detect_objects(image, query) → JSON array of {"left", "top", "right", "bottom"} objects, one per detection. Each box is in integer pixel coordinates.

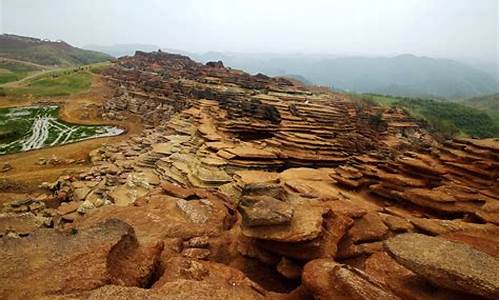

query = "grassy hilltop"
[
  {"left": 0, "top": 34, "right": 112, "bottom": 86},
  {"left": 0, "top": 34, "right": 112, "bottom": 66}
]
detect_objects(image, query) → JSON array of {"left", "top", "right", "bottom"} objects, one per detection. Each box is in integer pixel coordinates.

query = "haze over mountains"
[
  {"left": 85, "top": 44, "right": 499, "bottom": 100},
  {"left": 192, "top": 52, "right": 499, "bottom": 99}
]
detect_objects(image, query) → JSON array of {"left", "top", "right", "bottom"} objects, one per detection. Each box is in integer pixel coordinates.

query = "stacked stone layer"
[{"left": 0, "top": 51, "right": 497, "bottom": 300}]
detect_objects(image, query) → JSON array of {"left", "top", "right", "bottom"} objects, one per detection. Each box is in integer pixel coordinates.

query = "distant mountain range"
[
  {"left": 0, "top": 34, "right": 111, "bottom": 67},
  {"left": 85, "top": 44, "right": 498, "bottom": 100},
  {"left": 188, "top": 52, "right": 498, "bottom": 100}
]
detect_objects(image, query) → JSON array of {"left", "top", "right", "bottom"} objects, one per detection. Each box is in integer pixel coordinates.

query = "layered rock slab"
[
  {"left": 302, "top": 258, "right": 401, "bottom": 300},
  {"left": 364, "top": 251, "right": 480, "bottom": 300},
  {"left": 239, "top": 196, "right": 294, "bottom": 227},
  {"left": 385, "top": 233, "right": 499, "bottom": 300},
  {"left": 241, "top": 200, "right": 327, "bottom": 242}
]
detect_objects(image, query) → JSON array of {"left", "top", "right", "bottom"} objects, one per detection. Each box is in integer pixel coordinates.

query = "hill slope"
[
  {"left": 0, "top": 34, "right": 112, "bottom": 67},
  {"left": 189, "top": 52, "right": 498, "bottom": 99},
  {"left": 0, "top": 58, "right": 46, "bottom": 84},
  {"left": 354, "top": 93, "right": 498, "bottom": 138},
  {"left": 460, "top": 93, "right": 499, "bottom": 123}
]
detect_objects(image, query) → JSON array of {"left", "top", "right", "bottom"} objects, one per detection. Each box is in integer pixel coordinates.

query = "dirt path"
[{"left": 0, "top": 75, "right": 143, "bottom": 190}]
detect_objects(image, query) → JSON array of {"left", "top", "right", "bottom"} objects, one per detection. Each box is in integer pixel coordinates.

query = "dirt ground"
[{"left": 0, "top": 75, "right": 144, "bottom": 193}]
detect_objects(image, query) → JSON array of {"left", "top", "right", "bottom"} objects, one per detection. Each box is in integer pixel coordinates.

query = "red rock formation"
[{"left": 1, "top": 51, "right": 497, "bottom": 299}]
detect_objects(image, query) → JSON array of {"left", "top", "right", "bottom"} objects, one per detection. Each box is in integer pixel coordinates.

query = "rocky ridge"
[{"left": 0, "top": 51, "right": 498, "bottom": 299}]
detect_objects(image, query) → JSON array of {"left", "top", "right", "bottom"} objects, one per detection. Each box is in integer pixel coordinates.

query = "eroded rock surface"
[
  {"left": 0, "top": 219, "right": 162, "bottom": 299},
  {"left": 385, "top": 233, "right": 499, "bottom": 299},
  {"left": 302, "top": 258, "right": 401, "bottom": 300},
  {"left": 1, "top": 51, "right": 498, "bottom": 299}
]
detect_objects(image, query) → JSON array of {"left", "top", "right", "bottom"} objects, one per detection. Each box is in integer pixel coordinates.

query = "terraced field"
[{"left": 0, "top": 105, "right": 123, "bottom": 154}]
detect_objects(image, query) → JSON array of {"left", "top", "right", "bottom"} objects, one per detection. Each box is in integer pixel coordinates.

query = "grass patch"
[
  {"left": 88, "top": 61, "right": 111, "bottom": 74},
  {"left": 0, "top": 35, "right": 112, "bottom": 67},
  {"left": 3, "top": 69, "right": 92, "bottom": 97},
  {"left": 0, "top": 71, "right": 23, "bottom": 84},
  {"left": 0, "top": 60, "right": 44, "bottom": 84},
  {"left": 0, "top": 60, "right": 42, "bottom": 72},
  {"left": 0, "top": 70, "right": 31, "bottom": 84},
  {"left": 396, "top": 98, "right": 497, "bottom": 138}
]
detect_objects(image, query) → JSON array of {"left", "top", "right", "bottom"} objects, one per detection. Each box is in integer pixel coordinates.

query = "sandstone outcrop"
[
  {"left": 302, "top": 258, "right": 401, "bottom": 300},
  {"left": 1, "top": 50, "right": 498, "bottom": 299},
  {"left": 385, "top": 233, "right": 499, "bottom": 299},
  {"left": 0, "top": 219, "right": 162, "bottom": 299}
]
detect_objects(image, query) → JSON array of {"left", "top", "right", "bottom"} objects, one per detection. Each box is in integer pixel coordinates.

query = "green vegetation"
[
  {"left": 0, "top": 34, "right": 112, "bottom": 87},
  {"left": 0, "top": 60, "right": 44, "bottom": 84},
  {"left": 352, "top": 93, "right": 498, "bottom": 138},
  {"left": 3, "top": 68, "right": 92, "bottom": 97},
  {"left": 460, "top": 93, "right": 499, "bottom": 124},
  {"left": 88, "top": 61, "right": 112, "bottom": 74},
  {"left": 0, "top": 34, "right": 112, "bottom": 67},
  {"left": 0, "top": 71, "right": 21, "bottom": 84},
  {"left": 0, "top": 60, "right": 43, "bottom": 72}
]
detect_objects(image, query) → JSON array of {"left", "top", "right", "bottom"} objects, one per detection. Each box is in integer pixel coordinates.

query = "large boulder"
[
  {"left": 364, "top": 251, "right": 477, "bottom": 300},
  {"left": 0, "top": 219, "right": 162, "bottom": 299},
  {"left": 385, "top": 233, "right": 499, "bottom": 300}
]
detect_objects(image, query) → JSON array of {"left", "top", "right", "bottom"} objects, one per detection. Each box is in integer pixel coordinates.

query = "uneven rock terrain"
[{"left": 0, "top": 51, "right": 498, "bottom": 299}]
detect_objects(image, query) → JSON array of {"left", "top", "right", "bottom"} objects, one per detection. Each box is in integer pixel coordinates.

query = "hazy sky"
[{"left": 1, "top": 0, "right": 498, "bottom": 62}]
